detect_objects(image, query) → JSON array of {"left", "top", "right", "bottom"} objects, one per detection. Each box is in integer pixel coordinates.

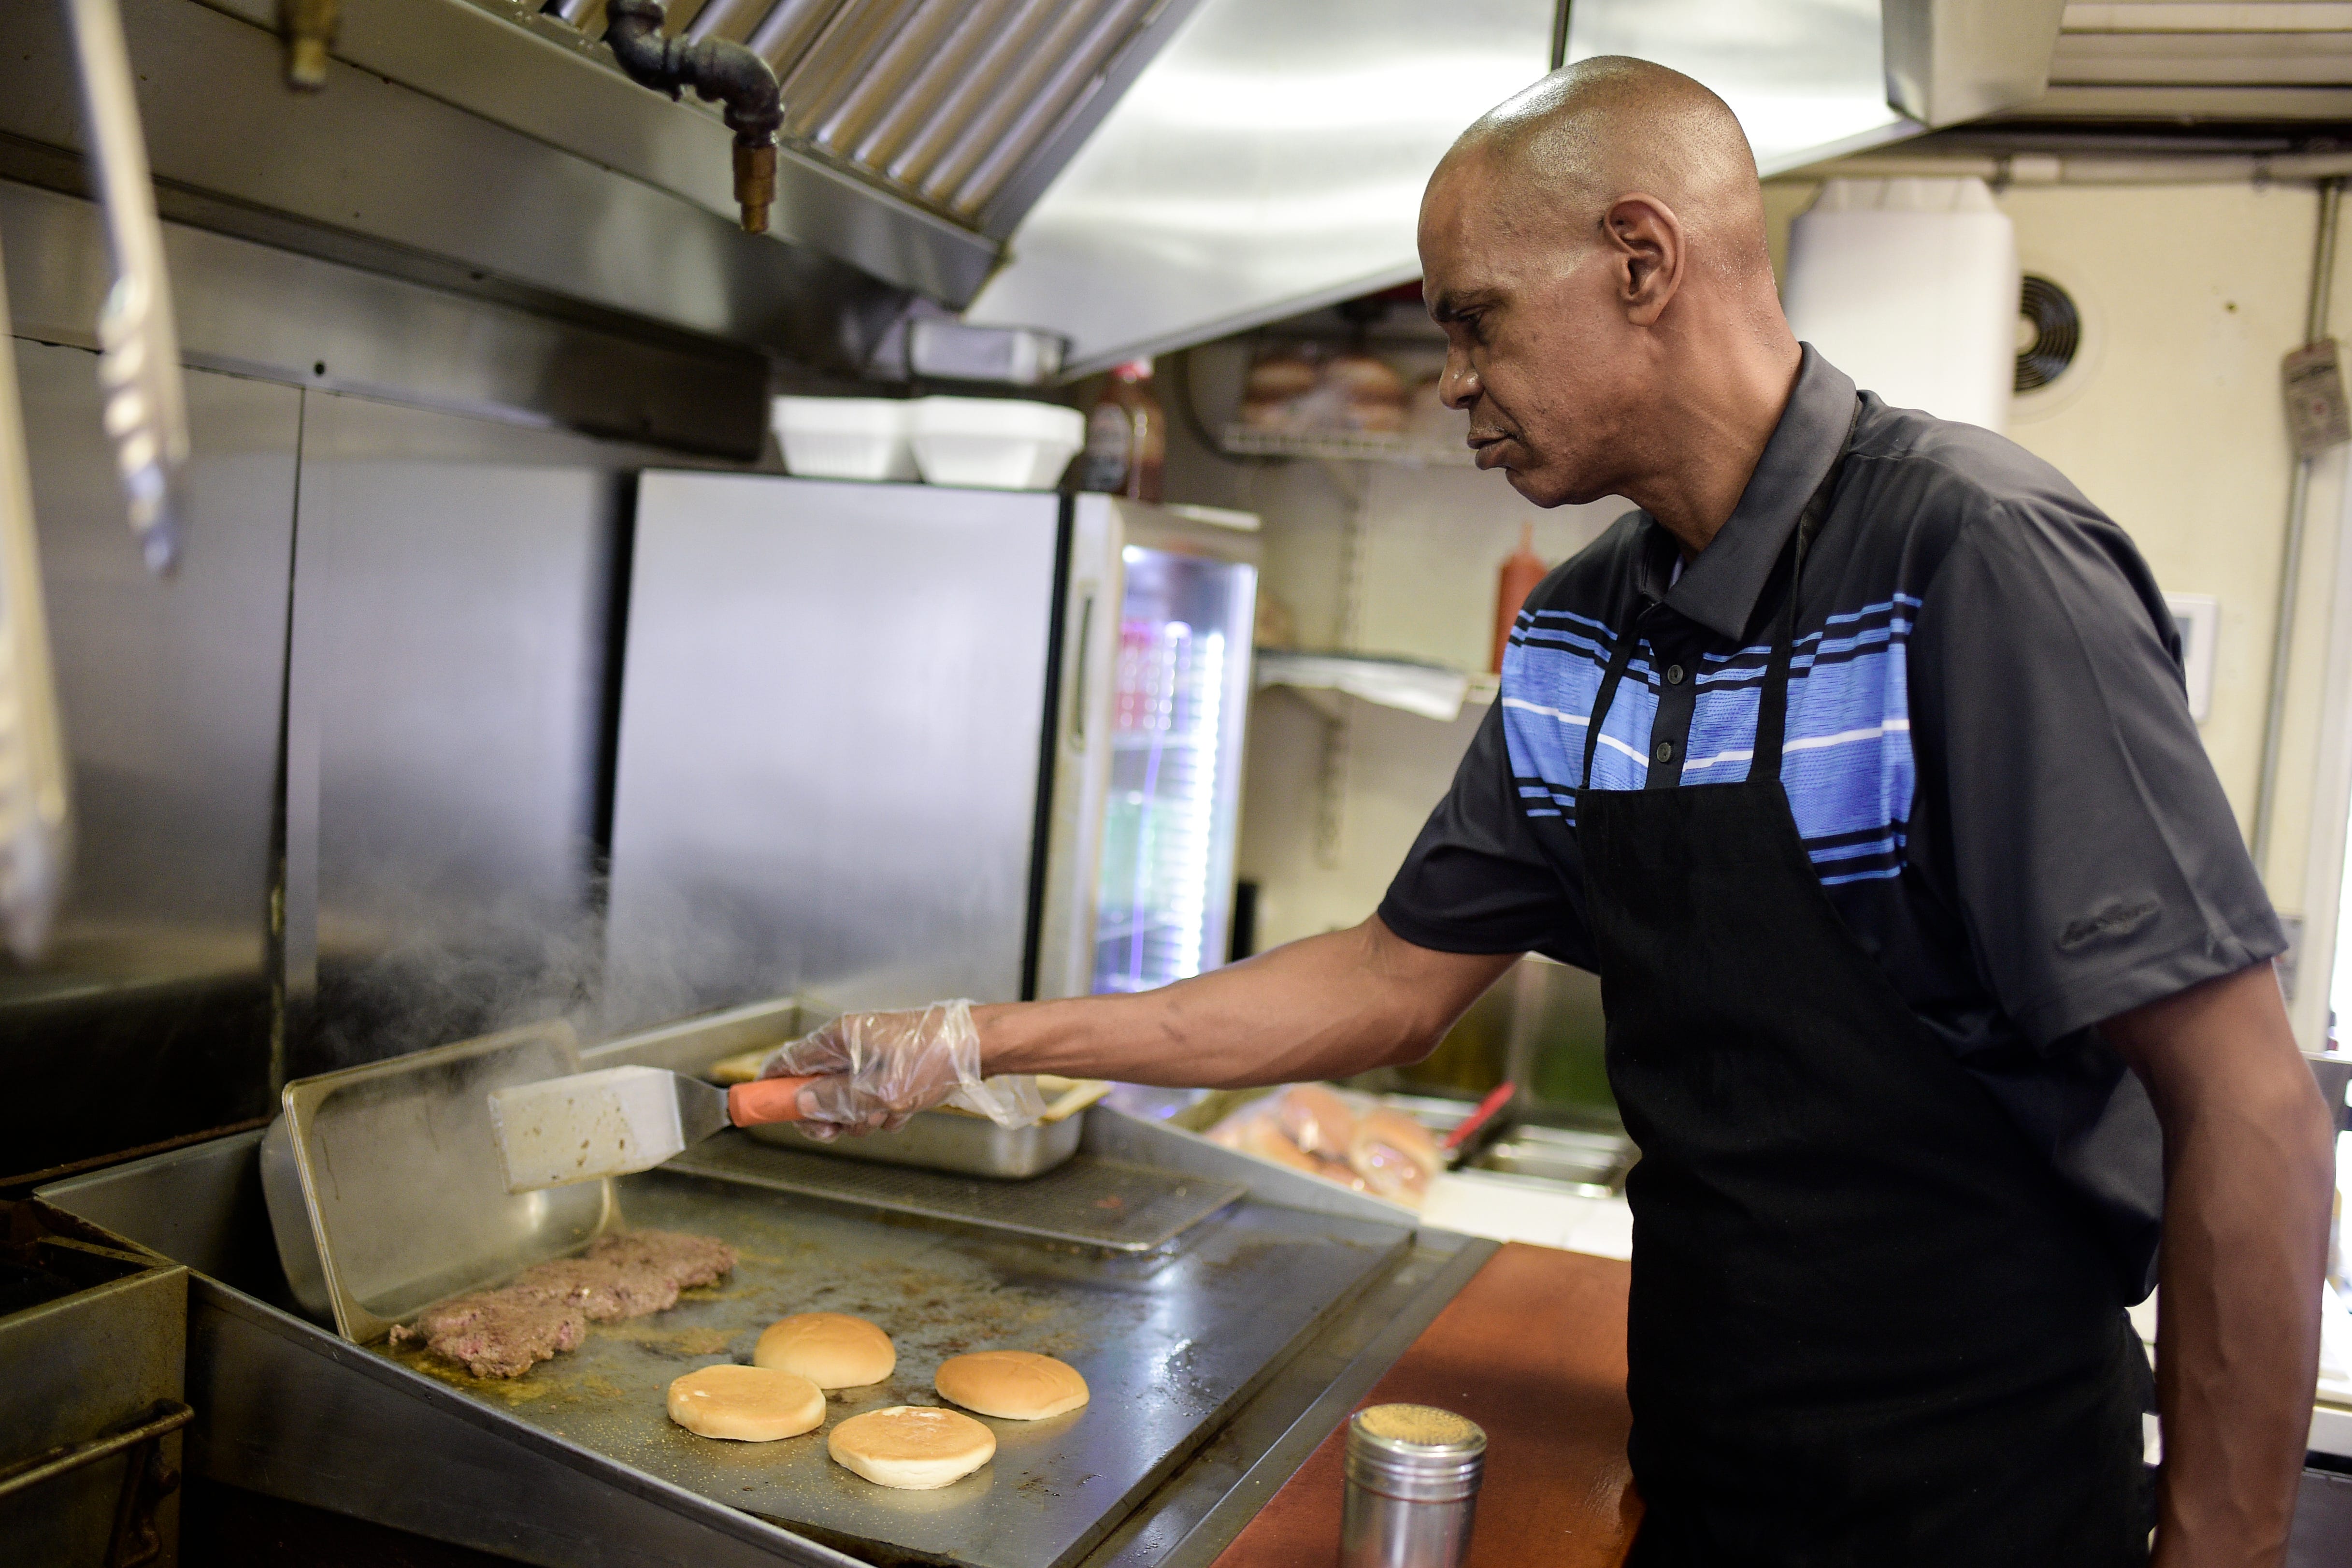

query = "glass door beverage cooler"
[
  {"left": 606, "top": 478, "right": 1258, "bottom": 1023},
  {"left": 1089, "top": 544, "right": 1256, "bottom": 994}
]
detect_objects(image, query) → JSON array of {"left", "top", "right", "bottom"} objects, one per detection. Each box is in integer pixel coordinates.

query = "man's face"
[{"left": 1417, "top": 156, "right": 1644, "bottom": 508}]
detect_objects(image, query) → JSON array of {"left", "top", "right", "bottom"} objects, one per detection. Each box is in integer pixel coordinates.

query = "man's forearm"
[
  {"left": 976, "top": 916, "right": 1519, "bottom": 1089},
  {"left": 2106, "top": 962, "right": 2335, "bottom": 1567}
]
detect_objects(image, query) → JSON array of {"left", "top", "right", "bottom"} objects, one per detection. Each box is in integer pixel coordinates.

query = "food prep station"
[{"left": 36, "top": 1002, "right": 1497, "bottom": 1568}]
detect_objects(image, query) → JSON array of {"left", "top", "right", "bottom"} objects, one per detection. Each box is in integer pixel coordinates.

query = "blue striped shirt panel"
[{"left": 1501, "top": 595, "right": 1919, "bottom": 888}]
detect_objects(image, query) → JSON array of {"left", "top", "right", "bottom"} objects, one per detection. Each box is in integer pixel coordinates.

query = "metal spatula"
[{"left": 487, "top": 1066, "right": 817, "bottom": 1193}]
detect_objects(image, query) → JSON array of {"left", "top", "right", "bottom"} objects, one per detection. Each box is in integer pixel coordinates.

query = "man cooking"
[{"left": 764, "top": 58, "right": 2334, "bottom": 1566}]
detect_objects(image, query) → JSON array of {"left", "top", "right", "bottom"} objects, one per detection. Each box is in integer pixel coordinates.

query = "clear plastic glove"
[{"left": 756, "top": 1000, "right": 1045, "bottom": 1139}]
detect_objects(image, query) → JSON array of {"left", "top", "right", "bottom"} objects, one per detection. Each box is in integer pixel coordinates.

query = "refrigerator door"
[
  {"left": 604, "top": 474, "right": 1064, "bottom": 1026},
  {"left": 1090, "top": 519, "right": 1257, "bottom": 995}
]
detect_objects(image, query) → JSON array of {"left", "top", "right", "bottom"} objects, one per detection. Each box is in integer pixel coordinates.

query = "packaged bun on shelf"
[
  {"left": 1242, "top": 347, "right": 1320, "bottom": 431},
  {"left": 1322, "top": 352, "right": 1408, "bottom": 432},
  {"left": 1349, "top": 1108, "right": 1443, "bottom": 1204},
  {"left": 1276, "top": 1083, "right": 1358, "bottom": 1160},
  {"left": 1207, "top": 1084, "right": 1446, "bottom": 1207}
]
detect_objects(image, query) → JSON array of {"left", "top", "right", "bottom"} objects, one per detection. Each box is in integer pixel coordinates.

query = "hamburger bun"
[
  {"left": 828, "top": 1405, "right": 995, "bottom": 1489},
  {"left": 1238, "top": 1118, "right": 1320, "bottom": 1173},
  {"left": 1323, "top": 352, "right": 1405, "bottom": 400},
  {"left": 1275, "top": 1083, "right": 1357, "bottom": 1160},
  {"left": 1348, "top": 1108, "right": 1443, "bottom": 1201},
  {"left": 934, "top": 1351, "right": 1090, "bottom": 1421},
  {"left": 1246, "top": 355, "right": 1319, "bottom": 401},
  {"left": 666, "top": 1363, "right": 824, "bottom": 1442},
  {"left": 754, "top": 1312, "right": 896, "bottom": 1389}
]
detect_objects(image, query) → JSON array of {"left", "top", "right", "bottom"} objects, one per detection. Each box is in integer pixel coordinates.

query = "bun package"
[
  {"left": 1239, "top": 346, "right": 1410, "bottom": 435},
  {"left": 1207, "top": 1084, "right": 1444, "bottom": 1208}
]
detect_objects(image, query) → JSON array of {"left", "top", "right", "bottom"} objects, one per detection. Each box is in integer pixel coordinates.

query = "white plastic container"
[
  {"left": 907, "top": 397, "right": 1084, "bottom": 490},
  {"left": 771, "top": 397, "right": 918, "bottom": 482}
]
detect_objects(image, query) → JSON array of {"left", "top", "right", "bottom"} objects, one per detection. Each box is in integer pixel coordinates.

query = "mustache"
[{"left": 1465, "top": 396, "right": 1518, "bottom": 446}]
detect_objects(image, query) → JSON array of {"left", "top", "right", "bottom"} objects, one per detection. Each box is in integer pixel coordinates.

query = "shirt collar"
[{"left": 1634, "top": 345, "right": 1858, "bottom": 642}]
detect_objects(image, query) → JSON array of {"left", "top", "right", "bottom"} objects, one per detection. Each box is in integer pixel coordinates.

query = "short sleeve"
[
  {"left": 1909, "top": 496, "right": 2285, "bottom": 1046},
  {"left": 1377, "top": 702, "right": 1593, "bottom": 967}
]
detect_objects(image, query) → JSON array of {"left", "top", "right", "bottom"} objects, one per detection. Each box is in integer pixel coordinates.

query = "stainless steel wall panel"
[
  {"left": 0, "top": 180, "right": 769, "bottom": 462},
  {"left": 288, "top": 394, "right": 627, "bottom": 1071},
  {"left": 604, "top": 475, "right": 1062, "bottom": 1028},
  {"left": 0, "top": 341, "right": 298, "bottom": 1176}
]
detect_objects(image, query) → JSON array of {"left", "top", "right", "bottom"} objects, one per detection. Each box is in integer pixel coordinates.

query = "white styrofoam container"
[
  {"left": 907, "top": 397, "right": 1084, "bottom": 490},
  {"left": 771, "top": 397, "right": 918, "bottom": 482}
]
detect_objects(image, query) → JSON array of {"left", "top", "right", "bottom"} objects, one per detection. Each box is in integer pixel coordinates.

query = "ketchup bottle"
[
  {"left": 1078, "top": 360, "right": 1165, "bottom": 503},
  {"left": 1492, "top": 522, "right": 1547, "bottom": 673}
]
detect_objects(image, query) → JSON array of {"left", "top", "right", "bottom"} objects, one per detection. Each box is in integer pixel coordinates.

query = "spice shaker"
[{"left": 1341, "top": 1403, "right": 1487, "bottom": 1568}]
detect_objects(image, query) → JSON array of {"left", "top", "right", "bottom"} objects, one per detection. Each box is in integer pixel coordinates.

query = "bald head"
[
  {"left": 1441, "top": 56, "right": 1772, "bottom": 286},
  {"left": 1416, "top": 58, "right": 1801, "bottom": 532}
]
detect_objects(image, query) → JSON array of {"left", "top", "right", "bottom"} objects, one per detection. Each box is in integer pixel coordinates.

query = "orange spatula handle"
[{"left": 728, "top": 1076, "right": 818, "bottom": 1126}]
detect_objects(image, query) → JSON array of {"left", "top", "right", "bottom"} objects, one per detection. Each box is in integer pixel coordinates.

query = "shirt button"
[
  {"left": 1654, "top": 739, "right": 1675, "bottom": 763},
  {"left": 1665, "top": 663, "right": 1685, "bottom": 686}
]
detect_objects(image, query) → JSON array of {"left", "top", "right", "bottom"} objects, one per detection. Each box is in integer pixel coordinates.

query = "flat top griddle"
[{"left": 372, "top": 1161, "right": 1409, "bottom": 1568}]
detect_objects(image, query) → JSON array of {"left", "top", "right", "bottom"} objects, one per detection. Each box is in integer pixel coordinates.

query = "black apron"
[{"left": 1577, "top": 413, "right": 2152, "bottom": 1567}]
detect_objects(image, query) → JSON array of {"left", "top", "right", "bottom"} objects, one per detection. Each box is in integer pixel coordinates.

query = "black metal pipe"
[{"left": 603, "top": 0, "right": 782, "bottom": 233}]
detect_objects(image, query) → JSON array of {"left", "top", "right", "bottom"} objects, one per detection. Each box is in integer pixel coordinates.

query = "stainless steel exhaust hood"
[
  {"left": 0, "top": 0, "right": 2076, "bottom": 392},
  {"left": 0, "top": 0, "right": 1197, "bottom": 377}
]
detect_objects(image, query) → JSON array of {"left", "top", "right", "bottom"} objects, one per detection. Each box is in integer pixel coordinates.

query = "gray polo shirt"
[{"left": 1380, "top": 346, "right": 2284, "bottom": 1295}]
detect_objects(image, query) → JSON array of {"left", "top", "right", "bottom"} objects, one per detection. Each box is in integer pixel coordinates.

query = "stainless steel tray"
[
  {"left": 259, "top": 1020, "right": 613, "bottom": 1342},
  {"left": 673, "top": 1133, "right": 1244, "bottom": 1251},
  {"left": 1470, "top": 1124, "right": 1636, "bottom": 1194},
  {"left": 743, "top": 1107, "right": 1082, "bottom": 1178}
]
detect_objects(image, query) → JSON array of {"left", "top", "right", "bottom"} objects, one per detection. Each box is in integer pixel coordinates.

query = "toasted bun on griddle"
[
  {"left": 934, "top": 1351, "right": 1090, "bottom": 1421},
  {"left": 666, "top": 1364, "right": 825, "bottom": 1441},
  {"left": 754, "top": 1312, "right": 896, "bottom": 1389},
  {"left": 827, "top": 1406, "right": 995, "bottom": 1489}
]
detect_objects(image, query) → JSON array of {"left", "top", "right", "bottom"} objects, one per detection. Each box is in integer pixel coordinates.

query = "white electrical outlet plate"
[{"left": 2166, "top": 592, "right": 2220, "bottom": 724}]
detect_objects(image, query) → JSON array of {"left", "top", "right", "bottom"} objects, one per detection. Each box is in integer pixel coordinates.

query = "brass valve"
[
  {"left": 734, "top": 140, "right": 775, "bottom": 235},
  {"left": 279, "top": 0, "right": 337, "bottom": 91}
]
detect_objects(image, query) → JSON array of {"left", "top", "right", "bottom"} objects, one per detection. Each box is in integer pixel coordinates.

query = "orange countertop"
[{"left": 1211, "top": 1241, "right": 1640, "bottom": 1568}]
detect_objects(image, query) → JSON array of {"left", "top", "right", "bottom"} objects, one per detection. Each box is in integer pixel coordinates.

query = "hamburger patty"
[
  {"left": 394, "top": 1291, "right": 588, "bottom": 1379},
  {"left": 392, "top": 1229, "right": 736, "bottom": 1379},
  {"left": 587, "top": 1229, "right": 735, "bottom": 1290},
  {"left": 509, "top": 1256, "right": 678, "bottom": 1320}
]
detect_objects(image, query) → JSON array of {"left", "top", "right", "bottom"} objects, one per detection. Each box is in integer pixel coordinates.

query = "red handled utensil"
[{"left": 1439, "top": 1080, "right": 1517, "bottom": 1166}]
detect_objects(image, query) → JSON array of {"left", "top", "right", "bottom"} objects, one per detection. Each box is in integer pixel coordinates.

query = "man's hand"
[
  {"left": 758, "top": 1001, "right": 1043, "bottom": 1138},
  {"left": 2103, "top": 960, "right": 2335, "bottom": 1567}
]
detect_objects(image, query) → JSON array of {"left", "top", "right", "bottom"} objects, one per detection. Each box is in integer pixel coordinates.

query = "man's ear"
[{"left": 1606, "top": 195, "right": 1684, "bottom": 327}]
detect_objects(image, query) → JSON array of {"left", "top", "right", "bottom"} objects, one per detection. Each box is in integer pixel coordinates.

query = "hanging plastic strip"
[
  {"left": 0, "top": 224, "right": 77, "bottom": 961},
  {"left": 61, "top": 0, "right": 188, "bottom": 575}
]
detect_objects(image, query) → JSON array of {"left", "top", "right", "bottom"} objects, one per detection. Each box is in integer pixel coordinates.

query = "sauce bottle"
[
  {"left": 1492, "top": 522, "right": 1547, "bottom": 673},
  {"left": 1078, "top": 360, "right": 1166, "bottom": 503}
]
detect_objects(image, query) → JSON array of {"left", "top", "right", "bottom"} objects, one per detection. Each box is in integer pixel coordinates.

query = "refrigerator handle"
[{"left": 1068, "top": 588, "right": 1097, "bottom": 748}]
